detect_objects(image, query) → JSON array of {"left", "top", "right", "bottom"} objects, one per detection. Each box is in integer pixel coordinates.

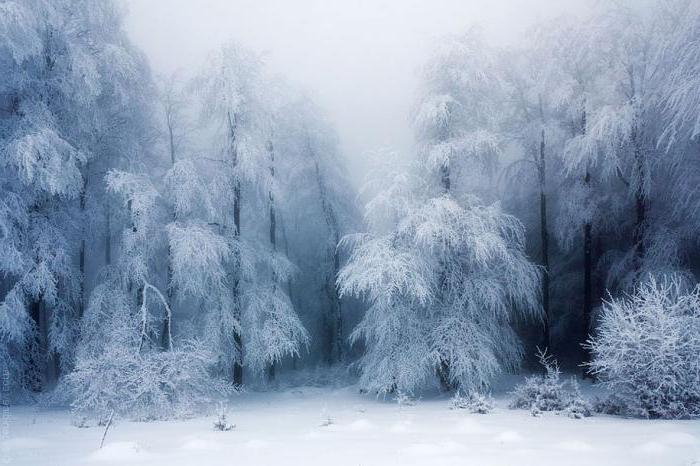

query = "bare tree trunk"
[
  {"left": 440, "top": 164, "right": 450, "bottom": 193},
  {"left": 28, "top": 300, "right": 43, "bottom": 392},
  {"left": 267, "top": 138, "right": 277, "bottom": 382},
  {"left": 228, "top": 112, "right": 244, "bottom": 386},
  {"left": 78, "top": 173, "right": 88, "bottom": 320},
  {"left": 538, "top": 129, "right": 551, "bottom": 351},
  {"left": 162, "top": 116, "right": 177, "bottom": 351},
  {"left": 582, "top": 215, "right": 592, "bottom": 374},
  {"left": 308, "top": 138, "right": 344, "bottom": 365},
  {"left": 628, "top": 76, "right": 646, "bottom": 281},
  {"left": 581, "top": 107, "right": 593, "bottom": 376},
  {"left": 631, "top": 123, "right": 646, "bottom": 282},
  {"left": 438, "top": 161, "right": 452, "bottom": 390},
  {"left": 279, "top": 215, "right": 298, "bottom": 370},
  {"left": 105, "top": 201, "right": 111, "bottom": 266}
]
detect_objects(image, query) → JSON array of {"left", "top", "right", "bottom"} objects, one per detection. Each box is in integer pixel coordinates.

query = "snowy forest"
[{"left": 1, "top": 0, "right": 700, "bottom": 464}]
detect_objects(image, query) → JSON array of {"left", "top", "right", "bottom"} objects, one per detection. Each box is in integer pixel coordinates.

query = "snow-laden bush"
[
  {"left": 213, "top": 402, "right": 235, "bottom": 431},
  {"left": 450, "top": 391, "right": 495, "bottom": 414},
  {"left": 509, "top": 349, "right": 591, "bottom": 418},
  {"left": 587, "top": 276, "right": 700, "bottom": 419},
  {"left": 64, "top": 339, "right": 233, "bottom": 421}
]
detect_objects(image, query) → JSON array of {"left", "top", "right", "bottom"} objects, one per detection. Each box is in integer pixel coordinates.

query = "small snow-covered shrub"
[
  {"left": 509, "top": 349, "right": 590, "bottom": 418},
  {"left": 393, "top": 390, "right": 416, "bottom": 407},
  {"left": 319, "top": 406, "right": 334, "bottom": 427},
  {"left": 70, "top": 412, "right": 89, "bottom": 428},
  {"left": 213, "top": 402, "right": 235, "bottom": 431},
  {"left": 564, "top": 379, "right": 591, "bottom": 419},
  {"left": 587, "top": 276, "right": 700, "bottom": 419},
  {"left": 591, "top": 395, "right": 625, "bottom": 416},
  {"left": 64, "top": 340, "right": 234, "bottom": 421},
  {"left": 450, "top": 391, "right": 495, "bottom": 414}
]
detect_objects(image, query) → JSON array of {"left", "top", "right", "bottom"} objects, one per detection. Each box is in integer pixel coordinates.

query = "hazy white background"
[{"left": 123, "top": 0, "right": 589, "bottom": 181}]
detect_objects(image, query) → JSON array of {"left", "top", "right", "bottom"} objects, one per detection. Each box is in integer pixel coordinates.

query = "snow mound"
[
  {"left": 495, "top": 430, "right": 523, "bottom": 443},
  {"left": 180, "top": 437, "right": 223, "bottom": 451},
  {"left": 89, "top": 441, "right": 146, "bottom": 462},
  {"left": 555, "top": 439, "right": 593, "bottom": 451},
  {"left": 454, "top": 418, "right": 488, "bottom": 434},
  {"left": 659, "top": 432, "right": 699, "bottom": 446},
  {"left": 389, "top": 420, "right": 415, "bottom": 433}
]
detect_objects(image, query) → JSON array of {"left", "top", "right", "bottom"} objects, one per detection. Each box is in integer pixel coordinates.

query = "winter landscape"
[{"left": 1, "top": 0, "right": 700, "bottom": 464}]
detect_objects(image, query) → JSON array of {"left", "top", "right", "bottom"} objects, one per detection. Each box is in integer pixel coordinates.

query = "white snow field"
[{"left": 2, "top": 386, "right": 699, "bottom": 466}]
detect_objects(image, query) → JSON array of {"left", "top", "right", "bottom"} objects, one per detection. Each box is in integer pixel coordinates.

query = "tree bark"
[
  {"left": 228, "top": 112, "right": 244, "bottom": 386},
  {"left": 538, "top": 129, "right": 551, "bottom": 350},
  {"left": 581, "top": 107, "right": 593, "bottom": 376},
  {"left": 78, "top": 173, "right": 88, "bottom": 320},
  {"left": 105, "top": 201, "right": 111, "bottom": 266},
  {"left": 162, "top": 112, "right": 177, "bottom": 351},
  {"left": 27, "top": 299, "right": 43, "bottom": 392},
  {"left": 440, "top": 164, "right": 450, "bottom": 193},
  {"left": 438, "top": 161, "right": 453, "bottom": 390},
  {"left": 267, "top": 138, "right": 277, "bottom": 382},
  {"left": 632, "top": 124, "right": 646, "bottom": 280},
  {"left": 308, "top": 138, "right": 344, "bottom": 365}
]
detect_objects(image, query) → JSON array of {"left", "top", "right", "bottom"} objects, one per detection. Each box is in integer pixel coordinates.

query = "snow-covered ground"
[{"left": 2, "top": 386, "right": 700, "bottom": 466}]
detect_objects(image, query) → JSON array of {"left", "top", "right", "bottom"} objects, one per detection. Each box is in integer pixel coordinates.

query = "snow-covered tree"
[
  {"left": 194, "top": 42, "right": 308, "bottom": 383},
  {"left": 339, "top": 152, "right": 541, "bottom": 394},
  {"left": 271, "top": 95, "right": 358, "bottom": 366},
  {"left": 414, "top": 31, "right": 503, "bottom": 198}
]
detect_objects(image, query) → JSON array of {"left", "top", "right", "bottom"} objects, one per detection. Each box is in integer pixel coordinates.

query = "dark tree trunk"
[
  {"left": 78, "top": 174, "right": 88, "bottom": 320},
  {"left": 27, "top": 300, "right": 43, "bottom": 392},
  {"left": 440, "top": 164, "right": 450, "bottom": 193},
  {"left": 232, "top": 181, "right": 242, "bottom": 385},
  {"left": 228, "top": 112, "right": 244, "bottom": 386},
  {"left": 279, "top": 216, "right": 298, "bottom": 370},
  {"left": 308, "top": 138, "right": 343, "bottom": 365},
  {"left": 581, "top": 107, "right": 593, "bottom": 376},
  {"left": 438, "top": 161, "right": 453, "bottom": 391},
  {"left": 105, "top": 201, "right": 112, "bottom": 266},
  {"left": 582, "top": 216, "right": 592, "bottom": 373},
  {"left": 627, "top": 72, "right": 646, "bottom": 280},
  {"left": 267, "top": 138, "right": 277, "bottom": 382},
  {"left": 632, "top": 125, "right": 646, "bottom": 280},
  {"left": 162, "top": 117, "right": 177, "bottom": 351},
  {"left": 538, "top": 129, "right": 550, "bottom": 350}
]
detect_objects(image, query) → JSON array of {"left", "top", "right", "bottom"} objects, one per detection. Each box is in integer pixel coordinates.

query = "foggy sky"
[{"left": 123, "top": 0, "right": 590, "bottom": 182}]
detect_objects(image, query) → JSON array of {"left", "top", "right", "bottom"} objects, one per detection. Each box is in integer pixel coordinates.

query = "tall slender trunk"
[
  {"left": 105, "top": 201, "right": 111, "bottom": 266},
  {"left": 438, "top": 161, "right": 452, "bottom": 390},
  {"left": 539, "top": 129, "right": 550, "bottom": 350},
  {"left": 267, "top": 138, "right": 277, "bottom": 382},
  {"left": 126, "top": 199, "right": 147, "bottom": 352},
  {"left": 228, "top": 112, "right": 244, "bottom": 386},
  {"left": 78, "top": 174, "right": 88, "bottom": 320},
  {"left": 632, "top": 124, "right": 646, "bottom": 280},
  {"left": 27, "top": 203, "right": 47, "bottom": 390},
  {"left": 28, "top": 300, "right": 43, "bottom": 391},
  {"left": 627, "top": 72, "right": 646, "bottom": 281},
  {"left": 279, "top": 215, "right": 298, "bottom": 370},
  {"left": 162, "top": 118, "right": 176, "bottom": 351},
  {"left": 440, "top": 164, "right": 450, "bottom": 193},
  {"left": 581, "top": 107, "right": 593, "bottom": 375},
  {"left": 633, "top": 153, "right": 646, "bottom": 275},
  {"left": 307, "top": 137, "right": 344, "bottom": 365}
]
